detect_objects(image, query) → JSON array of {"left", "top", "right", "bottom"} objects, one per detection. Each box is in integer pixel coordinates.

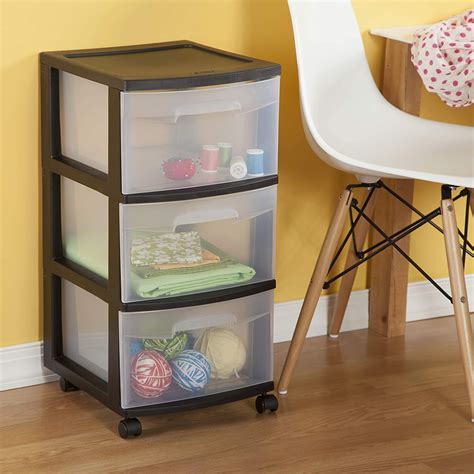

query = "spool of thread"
[
  {"left": 201, "top": 145, "right": 219, "bottom": 173},
  {"left": 246, "top": 149, "right": 264, "bottom": 177},
  {"left": 218, "top": 142, "right": 232, "bottom": 168},
  {"left": 230, "top": 156, "right": 247, "bottom": 180}
]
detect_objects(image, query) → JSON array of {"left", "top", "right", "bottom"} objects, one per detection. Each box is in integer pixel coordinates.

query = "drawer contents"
[
  {"left": 194, "top": 328, "right": 246, "bottom": 379},
  {"left": 161, "top": 156, "right": 197, "bottom": 181},
  {"left": 129, "top": 232, "right": 256, "bottom": 300},
  {"left": 120, "top": 186, "right": 276, "bottom": 302},
  {"left": 171, "top": 350, "right": 211, "bottom": 392},
  {"left": 201, "top": 145, "right": 219, "bottom": 173},
  {"left": 121, "top": 77, "right": 280, "bottom": 194},
  {"left": 119, "top": 291, "right": 273, "bottom": 409},
  {"left": 130, "top": 350, "right": 172, "bottom": 398}
]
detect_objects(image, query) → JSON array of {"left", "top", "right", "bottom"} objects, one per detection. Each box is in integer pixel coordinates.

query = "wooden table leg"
[{"left": 368, "top": 39, "right": 422, "bottom": 337}]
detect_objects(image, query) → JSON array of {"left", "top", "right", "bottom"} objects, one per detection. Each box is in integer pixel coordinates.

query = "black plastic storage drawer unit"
[{"left": 41, "top": 41, "right": 280, "bottom": 438}]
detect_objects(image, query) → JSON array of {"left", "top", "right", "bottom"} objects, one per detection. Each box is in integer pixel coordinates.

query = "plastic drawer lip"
[
  {"left": 122, "top": 311, "right": 269, "bottom": 339},
  {"left": 40, "top": 40, "right": 281, "bottom": 92},
  {"left": 120, "top": 381, "right": 274, "bottom": 417},
  {"left": 119, "top": 279, "right": 276, "bottom": 313},
  {"left": 122, "top": 175, "right": 278, "bottom": 204}
]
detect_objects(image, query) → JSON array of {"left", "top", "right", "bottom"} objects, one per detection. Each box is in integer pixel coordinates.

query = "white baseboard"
[
  {"left": 0, "top": 342, "right": 59, "bottom": 391},
  {"left": 274, "top": 274, "right": 473, "bottom": 343},
  {"left": 1, "top": 275, "right": 472, "bottom": 391}
]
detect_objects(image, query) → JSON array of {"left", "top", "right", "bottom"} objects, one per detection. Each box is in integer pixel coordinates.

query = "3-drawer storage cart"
[{"left": 40, "top": 41, "right": 281, "bottom": 438}]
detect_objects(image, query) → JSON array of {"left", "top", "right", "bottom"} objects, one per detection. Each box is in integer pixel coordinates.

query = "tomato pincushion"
[{"left": 162, "top": 157, "right": 197, "bottom": 180}]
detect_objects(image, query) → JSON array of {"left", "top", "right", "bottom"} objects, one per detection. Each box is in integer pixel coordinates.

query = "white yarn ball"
[{"left": 194, "top": 328, "right": 247, "bottom": 379}]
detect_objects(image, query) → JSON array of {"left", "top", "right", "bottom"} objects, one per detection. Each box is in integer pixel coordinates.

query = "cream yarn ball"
[{"left": 194, "top": 328, "right": 247, "bottom": 379}]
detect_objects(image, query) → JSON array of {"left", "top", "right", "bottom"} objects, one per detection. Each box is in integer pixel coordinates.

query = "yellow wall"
[{"left": 1, "top": 0, "right": 472, "bottom": 347}]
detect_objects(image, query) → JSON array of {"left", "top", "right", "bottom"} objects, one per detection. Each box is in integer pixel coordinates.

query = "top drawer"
[{"left": 59, "top": 73, "right": 280, "bottom": 195}]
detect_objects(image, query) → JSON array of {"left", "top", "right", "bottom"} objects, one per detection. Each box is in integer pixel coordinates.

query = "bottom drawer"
[{"left": 119, "top": 291, "right": 273, "bottom": 409}]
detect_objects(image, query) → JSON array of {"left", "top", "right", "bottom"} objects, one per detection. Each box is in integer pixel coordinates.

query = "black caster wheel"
[
  {"left": 255, "top": 393, "right": 279, "bottom": 414},
  {"left": 118, "top": 418, "right": 142, "bottom": 439},
  {"left": 59, "top": 377, "right": 78, "bottom": 392}
]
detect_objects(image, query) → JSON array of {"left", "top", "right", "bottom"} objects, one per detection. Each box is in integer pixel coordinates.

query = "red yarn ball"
[{"left": 130, "top": 350, "right": 172, "bottom": 398}]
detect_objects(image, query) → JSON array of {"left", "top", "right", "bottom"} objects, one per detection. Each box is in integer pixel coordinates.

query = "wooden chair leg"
[
  {"left": 329, "top": 189, "right": 378, "bottom": 338},
  {"left": 278, "top": 189, "right": 352, "bottom": 395},
  {"left": 441, "top": 198, "right": 474, "bottom": 422}
]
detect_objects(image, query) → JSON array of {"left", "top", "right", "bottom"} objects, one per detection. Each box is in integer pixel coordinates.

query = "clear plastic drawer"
[
  {"left": 119, "top": 291, "right": 273, "bottom": 409},
  {"left": 61, "top": 177, "right": 108, "bottom": 279},
  {"left": 120, "top": 185, "right": 276, "bottom": 302},
  {"left": 121, "top": 77, "right": 279, "bottom": 194},
  {"left": 62, "top": 279, "right": 109, "bottom": 381}
]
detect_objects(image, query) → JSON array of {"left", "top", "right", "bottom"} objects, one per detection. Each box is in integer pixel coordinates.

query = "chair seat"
[{"left": 306, "top": 87, "right": 474, "bottom": 188}]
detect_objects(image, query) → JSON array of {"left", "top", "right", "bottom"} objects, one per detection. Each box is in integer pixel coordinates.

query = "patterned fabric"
[
  {"left": 151, "top": 248, "right": 220, "bottom": 271},
  {"left": 133, "top": 241, "right": 226, "bottom": 279},
  {"left": 411, "top": 9, "right": 474, "bottom": 107},
  {"left": 131, "top": 231, "right": 203, "bottom": 266}
]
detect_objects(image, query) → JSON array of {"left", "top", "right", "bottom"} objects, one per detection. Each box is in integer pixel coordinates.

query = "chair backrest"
[{"left": 288, "top": 0, "right": 387, "bottom": 172}]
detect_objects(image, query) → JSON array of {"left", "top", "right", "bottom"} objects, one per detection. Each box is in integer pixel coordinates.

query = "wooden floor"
[{"left": 1, "top": 317, "right": 473, "bottom": 473}]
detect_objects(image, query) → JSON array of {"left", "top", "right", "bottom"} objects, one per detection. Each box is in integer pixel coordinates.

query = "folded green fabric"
[
  {"left": 131, "top": 239, "right": 256, "bottom": 298},
  {"left": 131, "top": 260, "right": 256, "bottom": 298}
]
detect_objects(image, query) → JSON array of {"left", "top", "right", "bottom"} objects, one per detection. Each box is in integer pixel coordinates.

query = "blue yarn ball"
[
  {"left": 130, "top": 339, "right": 144, "bottom": 357},
  {"left": 171, "top": 350, "right": 211, "bottom": 392}
]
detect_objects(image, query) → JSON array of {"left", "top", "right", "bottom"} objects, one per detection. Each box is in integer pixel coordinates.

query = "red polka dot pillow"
[{"left": 411, "top": 9, "right": 473, "bottom": 107}]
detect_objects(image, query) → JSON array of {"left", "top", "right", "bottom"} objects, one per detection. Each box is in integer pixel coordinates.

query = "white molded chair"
[{"left": 279, "top": 0, "right": 474, "bottom": 422}]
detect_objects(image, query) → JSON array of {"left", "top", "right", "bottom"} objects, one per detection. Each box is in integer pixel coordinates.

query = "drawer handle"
[
  {"left": 173, "top": 208, "right": 239, "bottom": 228},
  {"left": 174, "top": 313, "right": 237, "bottom": 333},
  {"left": 174, "top": 100, "right": 241, "bottom": 120}
]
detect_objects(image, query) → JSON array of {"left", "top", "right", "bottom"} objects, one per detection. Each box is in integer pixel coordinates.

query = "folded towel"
[
  {"left": 131, "top": 261, "right": 256, "bottom": 298},
  {"left": 131, "top": 240, "right": 256, "bottom": 298}
]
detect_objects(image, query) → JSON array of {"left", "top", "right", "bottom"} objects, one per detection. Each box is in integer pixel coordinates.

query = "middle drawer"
[{"left": 120, "top": 185, "right": 276, "bottom": 303}]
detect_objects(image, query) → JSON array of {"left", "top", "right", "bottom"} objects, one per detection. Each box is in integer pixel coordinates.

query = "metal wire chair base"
[{"left": 323, "top": 181, "right": 472, "bottom": 304}]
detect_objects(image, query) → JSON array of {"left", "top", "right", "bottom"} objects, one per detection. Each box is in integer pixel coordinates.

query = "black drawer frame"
[{"left": 41, "top": 64, "right": 278, "bottom": 418}]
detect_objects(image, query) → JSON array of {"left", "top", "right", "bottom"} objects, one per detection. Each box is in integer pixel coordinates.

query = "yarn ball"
[
  {"left": 129, "top": 339, "right": 144, "bottom": 357},
  {"left": 143, "top": 332, "right": 188, "bottom": 360},
  {"left": 171, "top": 350, "right": 211, "bottom": 392},
  {"left": 194, "top": 328, "right": 246, "bottom": 379},
  {"left": 130, "top": 350, "right": 172, "bottom": 398}
]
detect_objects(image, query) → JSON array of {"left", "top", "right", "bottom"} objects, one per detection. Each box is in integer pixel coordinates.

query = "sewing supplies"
[
  {"left": 130, "top": 350, "right": 172, "bottom": 398},
  {"left": 144, "top": 332, "right": 189, "bottom": 360},
  {"left": 218, "top": 142, "right": 233, "bottom": 168},
  {"left": 246, "top": 148, "right": 264, "bottom": 177},
  {"left": 162, "top": 157, "right": 196, "bottom": 180},
  {"left": 194, "top": 328, "right": 247, "bottom": 379},
  {"left": 229, "top": 156, "right": 248, "bottom": 179},
  {"left": 171, "top": 350, "right": 211, "bottom": 392},
  {"left": 201, "top": 145, "right": 219, "bottom": 172}
]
